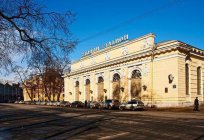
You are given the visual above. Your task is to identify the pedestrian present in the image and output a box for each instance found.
[85,100,87,108]
[194,97,199,111]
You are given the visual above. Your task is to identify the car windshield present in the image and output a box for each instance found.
[128,101,138,104]
[105,100,112,103]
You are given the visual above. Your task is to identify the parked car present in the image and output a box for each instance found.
[99,99,120,109]
[31,101,36,105]
[14,101,19,104]
[19,100,25,104]
[70,101,84,108]
[40,101,46,105]
[119,100,144,111]
[89,101,100,109]
[52,101,58,106]
[46,101,52,106]
[59,101,71,107]
[55,101,61,106]
[35,101,41,105]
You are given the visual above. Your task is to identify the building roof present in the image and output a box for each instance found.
[0,79,20,86]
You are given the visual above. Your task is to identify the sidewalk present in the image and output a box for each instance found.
[113,105,204,119]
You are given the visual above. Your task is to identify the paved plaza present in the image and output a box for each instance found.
[0,104,204,140]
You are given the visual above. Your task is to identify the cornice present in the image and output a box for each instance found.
[66,46,179,77]
[64,39,204,78]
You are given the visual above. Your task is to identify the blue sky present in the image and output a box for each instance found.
[43,0,204,61]
[1,0,204,81]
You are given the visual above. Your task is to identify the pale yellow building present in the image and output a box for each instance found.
[64,33,204,107]
[23,75,65,102]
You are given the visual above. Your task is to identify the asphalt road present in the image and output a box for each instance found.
[0,104,204,140]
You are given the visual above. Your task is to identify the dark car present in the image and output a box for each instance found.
[70,101,84,108]
[119,100,144,111]
[59,101,71,107]
[99,99,120,109]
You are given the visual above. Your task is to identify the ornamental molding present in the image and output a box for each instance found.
[197,62,202,67]
[105,53,110,61]
[122,46,128,55]
[66,43,204,77]
[128,66,142,79]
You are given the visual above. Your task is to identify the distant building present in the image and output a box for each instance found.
[64,33,204,107]
[23,74,64,102]
[0,81,23,103]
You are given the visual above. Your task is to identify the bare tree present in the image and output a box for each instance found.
[0,0,76,71]
[13,55,70,101]
[0,0,76,101]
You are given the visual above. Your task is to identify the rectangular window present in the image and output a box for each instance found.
[165,88,168,93]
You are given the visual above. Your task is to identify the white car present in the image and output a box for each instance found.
[119,100,144,111]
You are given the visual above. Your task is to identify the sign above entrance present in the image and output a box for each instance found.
[82,34,129,57]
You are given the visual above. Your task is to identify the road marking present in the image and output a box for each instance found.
[98,132,130,140]
[58,113,81,117]
[196,126,204,128]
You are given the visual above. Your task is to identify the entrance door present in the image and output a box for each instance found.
[112,73,120,100]
[85,79,90,101]
[131,70,142,99]
[97,76,104,101]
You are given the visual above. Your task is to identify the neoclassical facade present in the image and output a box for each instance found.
[64,33,204,107]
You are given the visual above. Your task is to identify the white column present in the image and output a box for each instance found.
[74,80,76,101]
[96,83,98,101]
[110,81,113,99]
[95,75,98,101]
[128,78,131,100]
[74,87,76,101]
[84,84,86,102]
[189,64,192,102]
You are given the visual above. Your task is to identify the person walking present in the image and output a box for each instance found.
[194,97,199,111]
[85,100,87,108]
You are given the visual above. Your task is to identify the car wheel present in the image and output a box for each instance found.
[108,105,112,110]
[119,107,123,111]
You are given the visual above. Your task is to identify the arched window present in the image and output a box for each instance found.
[113,73,120,82]
[132,70,142,79]
[185,64,189,95]
[75,81,79,87]
[197,67,201,95]
[85,79,90,85]
[98,76,104,83]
